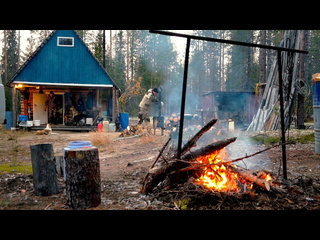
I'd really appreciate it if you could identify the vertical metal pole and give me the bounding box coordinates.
[277,50,287,179]
[103,30,106,69]
[177,37,191,159]
[12,86,17,128]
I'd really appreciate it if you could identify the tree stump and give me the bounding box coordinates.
[30,144,59,196]
[64,147,101,209]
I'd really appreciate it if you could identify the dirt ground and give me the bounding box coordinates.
[1,125,320,210]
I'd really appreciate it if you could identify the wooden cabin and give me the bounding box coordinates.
[7,30,120,130]
[201,91,259,129]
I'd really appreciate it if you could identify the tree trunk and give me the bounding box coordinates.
[65,148,101,209]
[30,144,59,196]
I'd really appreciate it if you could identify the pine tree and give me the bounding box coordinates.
[113,30,126,91]
[92,30,103,64]
[1,30,19,111]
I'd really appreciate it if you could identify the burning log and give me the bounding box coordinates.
[182,137,237,160]
[226,165,271,191]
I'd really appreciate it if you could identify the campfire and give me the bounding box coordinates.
[194,148,241,192]
[141,118,275,195]
[193,146,274,193]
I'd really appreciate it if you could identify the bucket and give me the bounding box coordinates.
[34,120,41,126]
[312,79,320,153]
[109,123,115,132]
[63,141,93,180]
[86,118,93,125]
[19,115,28,122]
[119,112,129,130]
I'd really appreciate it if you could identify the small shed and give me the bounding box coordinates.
[7,30,120,130]
[202,91,259,129]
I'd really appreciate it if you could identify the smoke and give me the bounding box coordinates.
[182,121,272,171]
[223,130,272,171]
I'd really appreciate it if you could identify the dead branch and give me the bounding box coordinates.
[178,142,283,173]
[141,137,172,191]
[182,137,237,160]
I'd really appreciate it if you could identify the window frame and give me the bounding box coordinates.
[57,37,74,47]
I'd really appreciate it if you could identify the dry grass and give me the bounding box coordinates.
[140,135,155,143]
[89,132,112,147]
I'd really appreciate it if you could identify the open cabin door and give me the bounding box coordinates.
[33,93,48,124]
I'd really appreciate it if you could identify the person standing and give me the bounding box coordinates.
[45,91,57,124]
[138,88,158,132]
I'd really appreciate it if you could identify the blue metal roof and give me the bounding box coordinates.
[9,30,119,89]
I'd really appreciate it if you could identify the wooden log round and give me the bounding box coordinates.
[65,147,101,209]
[30,143,59,196]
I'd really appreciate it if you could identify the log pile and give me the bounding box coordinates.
[164,113,180,136]
[247,30,301,131]
[119,124,146,137]
[141,118,277,195]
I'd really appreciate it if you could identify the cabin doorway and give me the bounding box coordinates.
[33,93,64,125]
[33,93,48,124]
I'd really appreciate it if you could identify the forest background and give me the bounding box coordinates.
[1,30,319,125]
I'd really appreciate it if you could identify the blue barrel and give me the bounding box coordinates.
[119,112,129,130]
[312,81,320,153]
[4,111,13,130]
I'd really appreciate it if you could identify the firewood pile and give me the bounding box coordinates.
[140,118,320,210]
[164,113,180,136]
[119,124,146,137]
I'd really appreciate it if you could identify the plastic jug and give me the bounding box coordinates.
[98,122,103,132]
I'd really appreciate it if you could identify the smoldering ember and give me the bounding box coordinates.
[1,30,320,210]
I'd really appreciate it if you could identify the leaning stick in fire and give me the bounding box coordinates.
[141,137,172,190]
[175,118,218,158]
[177,142,287,173]
[181,137,237,160]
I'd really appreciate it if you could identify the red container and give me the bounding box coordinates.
[97,122,103,132]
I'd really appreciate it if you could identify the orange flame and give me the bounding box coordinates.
[261,173,272,182]
[195,148,240,192]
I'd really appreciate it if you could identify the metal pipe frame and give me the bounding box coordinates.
[150,30,308,179]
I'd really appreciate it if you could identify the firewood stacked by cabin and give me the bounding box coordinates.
[164,113,180,135]
[119,124,145,137]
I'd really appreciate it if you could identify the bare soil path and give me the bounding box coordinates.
[1,127,320,210]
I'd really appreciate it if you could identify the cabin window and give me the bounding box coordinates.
[57,37,74,47]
